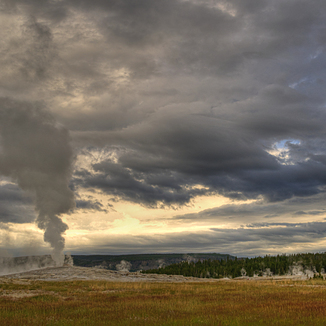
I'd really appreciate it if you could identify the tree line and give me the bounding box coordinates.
[142,253,326,278]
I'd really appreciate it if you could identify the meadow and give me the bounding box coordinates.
[1,278,326,325]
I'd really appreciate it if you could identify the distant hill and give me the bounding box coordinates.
[72,253,234,272]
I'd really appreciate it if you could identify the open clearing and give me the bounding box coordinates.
[1,266,326,325]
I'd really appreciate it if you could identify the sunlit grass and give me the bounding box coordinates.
[1,279,326,325]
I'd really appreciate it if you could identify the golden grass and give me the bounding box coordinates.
[1,279,326,325]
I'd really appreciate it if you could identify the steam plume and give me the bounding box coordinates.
[0,98,75,265]
[116,260,132,272]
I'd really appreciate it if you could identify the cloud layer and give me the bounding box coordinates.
[1,0,326,255]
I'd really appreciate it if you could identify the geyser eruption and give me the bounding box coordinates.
[0,98,75,266]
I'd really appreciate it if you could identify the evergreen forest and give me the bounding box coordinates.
[142,253,326,278]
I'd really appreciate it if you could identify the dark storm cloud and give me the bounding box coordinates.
[73,86,326,205]
[46,0,326,206]
[75,199,108,213]
[0,0,68,21]
[174,202,287,222]
[74,160,209,207]
[0,183,30,203]
[0,183,35,224]
[294,210,326,216]
[60,0,326,77]
[5,0,326,75]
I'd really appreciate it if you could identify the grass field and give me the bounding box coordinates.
[1,279,326,325]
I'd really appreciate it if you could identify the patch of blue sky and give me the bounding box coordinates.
[274,139,300,150]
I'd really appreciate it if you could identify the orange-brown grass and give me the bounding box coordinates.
[1,279,326,325]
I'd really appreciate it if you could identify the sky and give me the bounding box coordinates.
[1,0,326,258]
